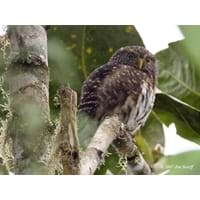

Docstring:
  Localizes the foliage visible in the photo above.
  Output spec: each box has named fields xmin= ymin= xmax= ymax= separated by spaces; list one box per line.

xmin=154 ymin=150 xmax=200 ymax=175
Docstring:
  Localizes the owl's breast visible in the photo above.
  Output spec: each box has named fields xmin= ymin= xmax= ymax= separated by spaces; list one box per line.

xmin=124 ymin=81 xmax=155 ymax=133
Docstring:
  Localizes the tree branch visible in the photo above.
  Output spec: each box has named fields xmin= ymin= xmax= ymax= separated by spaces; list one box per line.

xmin=49 ymin=85 xmax=80 ymax=174
xmin=80 ymin=116 xmax=121 ymax=175
xmin=80 ymin=117 xmax=151 ymax=175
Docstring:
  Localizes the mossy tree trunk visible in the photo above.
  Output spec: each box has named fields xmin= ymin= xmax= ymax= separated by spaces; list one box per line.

xmin=5 ymin=26 xmax=51 ymax=174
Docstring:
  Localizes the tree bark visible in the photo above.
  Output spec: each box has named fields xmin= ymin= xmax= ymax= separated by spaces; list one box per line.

xmin=5 ymin=26 xmax=51 ymax=174
xmin=80 ymin=116 xmax=121 ymax=175
xmin=49 ymin=85 xmax=80 ymax=175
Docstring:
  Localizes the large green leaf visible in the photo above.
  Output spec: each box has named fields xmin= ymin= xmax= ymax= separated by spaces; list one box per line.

xmin=154 ymin=150 xmax=200 ymax=175
xmin=141 ymin=113 xmax=165 ymax=149
xmin=138 ymin=112 xmax=165 ymax=164
xmin=155 ymin=34 xmax=200 ymax=158
xmin=154 ymin=92 xmax=200 ymax=145
xmin=179 ymin=25 xmax=200 ymax=75
xmin=156 ymin=40 xmax=200 ymax=110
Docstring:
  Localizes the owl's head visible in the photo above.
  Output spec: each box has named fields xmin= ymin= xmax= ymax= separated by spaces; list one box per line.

xmin=108 ymin=46 xmax=157 ymax=74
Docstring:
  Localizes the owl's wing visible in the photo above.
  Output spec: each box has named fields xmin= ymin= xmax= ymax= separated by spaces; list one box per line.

xmin=79 ymin=63 xmax=115 ymax=118
xmin=79 ymin=64 xmax=118 ymax=146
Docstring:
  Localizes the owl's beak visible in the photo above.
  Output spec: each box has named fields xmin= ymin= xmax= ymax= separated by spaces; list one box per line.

xmin=138 ymin=58 xmax=144 ymax=69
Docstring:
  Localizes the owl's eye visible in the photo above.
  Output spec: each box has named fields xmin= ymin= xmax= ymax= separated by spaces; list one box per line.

xmin=145 ymin=57 xmax=151 ymax=64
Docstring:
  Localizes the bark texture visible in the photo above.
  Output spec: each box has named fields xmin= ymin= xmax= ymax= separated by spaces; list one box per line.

xmin=5 ymin=26 xmax=51 ymax=174
xmin=49 ymin=85 xmax=80 ymax=175
xmin=80 ymin=116 xmax=121 ymax=175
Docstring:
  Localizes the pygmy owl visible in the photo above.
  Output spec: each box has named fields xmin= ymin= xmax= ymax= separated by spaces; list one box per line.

xmin=79 ymin=46 xmax=157 ymax=134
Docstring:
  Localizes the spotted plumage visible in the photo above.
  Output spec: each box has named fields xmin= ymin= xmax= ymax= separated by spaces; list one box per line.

xmin=79 ymin=46 xmax=158 ymax=133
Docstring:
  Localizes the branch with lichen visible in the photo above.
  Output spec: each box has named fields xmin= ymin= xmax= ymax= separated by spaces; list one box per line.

xmin=49 ymin=85 xmax=80 ymax=174
xmin=113 ymin=130 xmax=151 ymax=175
xmin=80 ymin=116 xmax=151 ymax=175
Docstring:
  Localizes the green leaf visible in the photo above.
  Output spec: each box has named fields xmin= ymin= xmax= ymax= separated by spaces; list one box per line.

xmin=135 ymin=132 xmax=154 ymax=165
xmin=154 ymin=92 xmax=200 ymax=145
xmin=154 ymin=31 xmax=200 ymax=160
xmin=156 ymin=40 xmax=200 ymax=110
xmin=141 ymin=113 xmax=165 ymax=148
xmin=154 ymin=150 xmax=200 ymax=175
xmin=138 ymin=112 xmax=165 ymax=164
xmin=179 ymin=25 xmax=200 ymax=75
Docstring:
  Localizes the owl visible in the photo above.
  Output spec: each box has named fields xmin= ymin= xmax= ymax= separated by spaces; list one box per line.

xmin=79 ymin=46 xmax=157 ymax=134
